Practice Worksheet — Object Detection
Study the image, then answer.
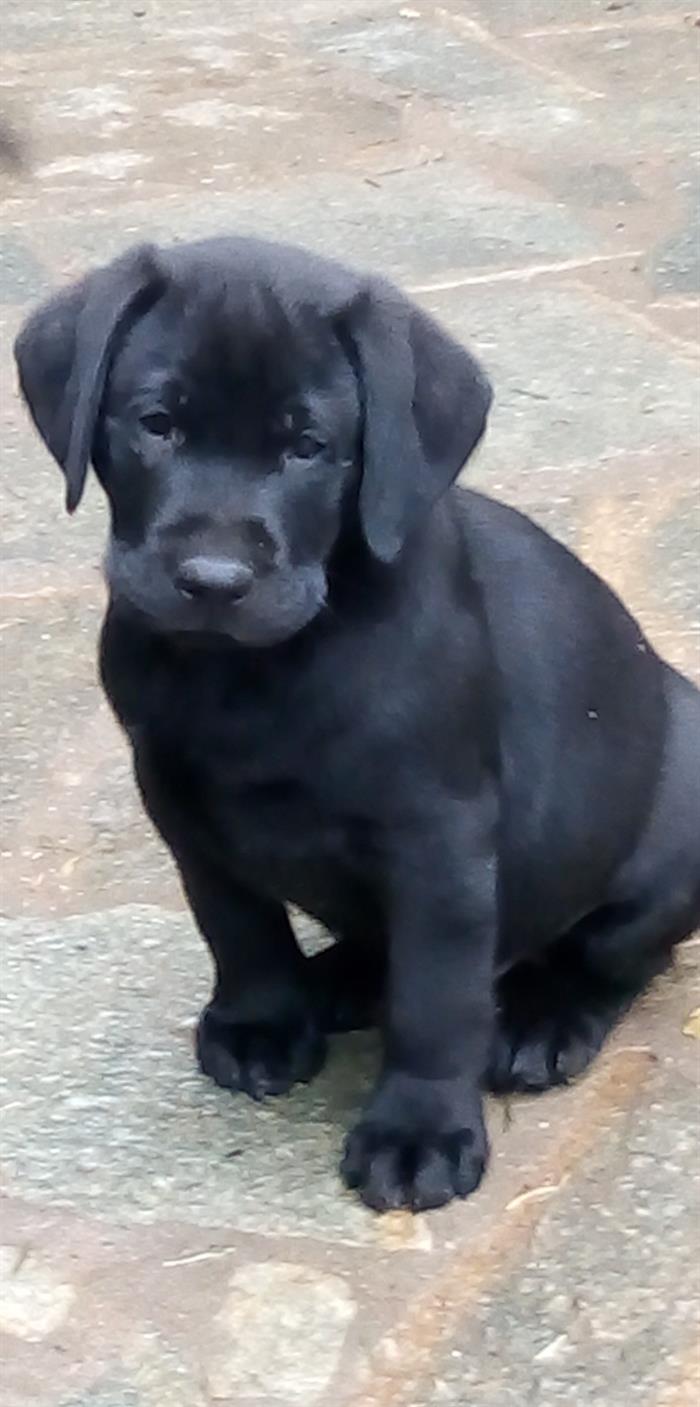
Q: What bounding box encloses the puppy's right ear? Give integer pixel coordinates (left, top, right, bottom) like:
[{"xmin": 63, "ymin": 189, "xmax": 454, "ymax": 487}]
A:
[{"xmin": 14, "ymin": 244, "xmax": 164, "ymax": 512}]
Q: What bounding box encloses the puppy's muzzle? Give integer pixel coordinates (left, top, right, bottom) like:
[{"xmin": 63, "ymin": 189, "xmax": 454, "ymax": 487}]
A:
[{"xmin": 175, "ymin": 556, "xmax": 254, "ymax": 603}]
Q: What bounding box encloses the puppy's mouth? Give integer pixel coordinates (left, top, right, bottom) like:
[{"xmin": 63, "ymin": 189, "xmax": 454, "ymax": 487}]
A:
[
  {"xmin": 106, "ymin": 541, "xmax": 328, "ymax": 648},
  {"xmin": 170, "ymin": 613, "xmax": 277, "ymax": 646},
  {"xmin": 169, "ymin": 628, "xmax": 239, "ymax": 652}
]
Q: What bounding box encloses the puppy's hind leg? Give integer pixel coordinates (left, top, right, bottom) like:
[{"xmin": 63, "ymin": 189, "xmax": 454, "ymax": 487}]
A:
[
  {"xmin": 486, "ymin": 905, "xmax": 675, "ymax": 1095},
  {"xmin": 489, "ymin": 670, "xmax": 700, "ymax": 1095}
]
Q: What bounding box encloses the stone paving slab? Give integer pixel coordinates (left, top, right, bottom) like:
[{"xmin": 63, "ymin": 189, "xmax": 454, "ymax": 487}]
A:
[
  {"xmin": 1, "ymin": 0, "xmax": 699, "ymax": 1403},
  {"xmin": 0, "ymin": 624, "xmax": 179, "ymax": 918},
  {"xmin": 2, "ymin": 0, "xmax": 399, "ymax": 51},
  {"xmin": 1, "ymin": 907, "xmax": 697, "ymax": 1407},
  {"xmin": 424, "ymin": 280, "xmax": 700, "ymax": 467},
  {"xmin": 7, "ymin": 162, "xmax": 617, "ymax": 284},
  {"xmin": 398, "ymin": 994, "xmax": 700, "ymax": 1407},
  {"xmin": 0, "ymin": 902, "xmax": 655, "ymax": 1244},
  {"xmin": 437, "ymin": 0, "xmax": 698, "ymax": 33}
]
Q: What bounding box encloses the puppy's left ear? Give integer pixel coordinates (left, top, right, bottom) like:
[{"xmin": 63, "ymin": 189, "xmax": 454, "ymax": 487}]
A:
[
  {"xmin": 14, "ymin": 244, "xmax": 163, "ymax": 512},
  {"xmin": 345, "ymin": 281, "xmax": 492, "ymax": 563}
]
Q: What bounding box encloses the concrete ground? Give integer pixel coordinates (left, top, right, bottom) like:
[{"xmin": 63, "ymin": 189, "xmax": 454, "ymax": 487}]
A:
[{"xmin": 1, "ymin": 2, "xmax": 699, "ymax": 1403}]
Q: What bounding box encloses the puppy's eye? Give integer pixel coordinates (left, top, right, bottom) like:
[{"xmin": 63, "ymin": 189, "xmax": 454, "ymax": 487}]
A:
[
  {"xmin": 140, "ymin": 411, "xmax": 173, "ymax": 438},
  {"xmin": 294, "ymin": 432, "xmax": 325, "ymax": 460}
]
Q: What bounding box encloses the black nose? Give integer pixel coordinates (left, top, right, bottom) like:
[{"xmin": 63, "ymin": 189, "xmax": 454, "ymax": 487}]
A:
[{"xmin": 175, "ymin": 556, "xmax": 254, "ymax": 603}]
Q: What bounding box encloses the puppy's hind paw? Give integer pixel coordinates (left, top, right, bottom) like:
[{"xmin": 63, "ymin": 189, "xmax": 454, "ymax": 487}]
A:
[
  {"xmin": 487, "ymin": 1021, "xmax": 600, "ymax": 1093},
  {"xmin": 486, "ymin": 953, "xmax": 624, "ymax": 1094}
]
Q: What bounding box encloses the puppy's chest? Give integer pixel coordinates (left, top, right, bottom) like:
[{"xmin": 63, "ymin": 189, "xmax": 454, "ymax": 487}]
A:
[
  {"xmin": 196, "ymin": 757, "xmax": 375, "ymax": 918},
  {"xmin": 149, "ymin": 672, "xmax": 377, "ymax": 901}
]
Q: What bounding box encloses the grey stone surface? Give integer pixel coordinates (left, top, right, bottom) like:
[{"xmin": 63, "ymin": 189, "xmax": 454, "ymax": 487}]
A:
[
  {"xmin": 7, "ymin": 150, "xmax": 617, "ymax": 289},
  {"xmin": 3, "ymin": 0, "xmax": 395, "ymax": 51},
  {"xmin": 0, "ymin": 602, "xmax": 179, "ymax": 918},
  {"xmin": 529, "ymin": 159, "xmax": 645, "ymax": 210},
  {"xmin": 0, "ymin": 235, "xmax": 49, "ymax": 302},
  {"xmin": 0, "ymin": 1245, "xmax": 76, "ymax": 1341},
  {"xmin": 313, "ymin": 14, "xmax": 606, "ymax": 160},
  {"xmin": 413, "ymin": 1062, "xmax": 700, "ymax": 1407},
  {"xmin": 652, "ymin": 486, "xmax": 700, "ymax": 622},
  {"xmin": 0, "ymin": 905, "xmax": 382, "ymax": 1243},
  {"xmin": 206, "ymin": 1262, "xmax": 356, "ymax": 1401},
  {"xmin": 60, "ymin": 1393, "xmax": 139, "ymax": 1407},
  {"xmin": 653, "ymin": 191, "xmax": 700, "ymax": 296},
  {"xmin": 425, "ymin": 281, "xmax": 700, "ymax": 472},
  {"xmin": 442, "ymin": 0, "xmax": 697, "ymax": 33},
  {"xmin": 519, "ymin": 23, "xmax": 700, "ymax": 166}
]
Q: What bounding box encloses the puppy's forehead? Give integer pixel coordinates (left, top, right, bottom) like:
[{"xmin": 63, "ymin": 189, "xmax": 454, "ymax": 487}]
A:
[
  {"xmin": 172, "ymin": 236, "xmax": 357, "ymax": 351},
  {"xmin": 162, "ymin": 235, "xmax": 359, "ymax": 313},
  {"xmin": 117, "ymin": 243, "xmax": 354, "ymax": 399},
  {"xmin": 181, "ymin": 278, "xmax": 333, "ymax": 385}
]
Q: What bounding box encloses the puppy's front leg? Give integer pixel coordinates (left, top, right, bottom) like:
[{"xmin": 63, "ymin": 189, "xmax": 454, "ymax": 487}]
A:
[
  {"xmin": 133, "ymin": 740, "xmax": 325, "ymax": 1099},
  {"xmin": 181, "ymin": 857, "xmax": 326, "ymax": 1101},
  {"xmin": 342, "ymin": 805, "xmax": 496, "ymax": 1211}
]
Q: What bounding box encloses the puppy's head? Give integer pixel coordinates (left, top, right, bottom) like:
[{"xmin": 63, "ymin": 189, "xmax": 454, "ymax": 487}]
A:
[{"xmin": 15, "ymin": 237, "xmax": 491, "ymax": 646}]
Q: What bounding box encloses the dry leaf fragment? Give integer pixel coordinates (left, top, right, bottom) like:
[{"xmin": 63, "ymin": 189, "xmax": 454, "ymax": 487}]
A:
[
  {"xmin": 682, "ymin": 1007, "xmax": 700, "ymax": 1040},
  {"xmin": 506, "ymin": 1183, "xmax": 563, "ymax": 1213}
]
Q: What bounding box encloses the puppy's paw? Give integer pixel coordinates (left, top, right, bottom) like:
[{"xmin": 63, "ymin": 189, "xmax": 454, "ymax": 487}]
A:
[
  {"xmin": 487, "ymin": 1017, "xmax": 603, "ymax": 1094},
  {"xmin": 487, "ymin": 958, "xmax": 617, "ymax": 1095},
  {"xmin": 341, "ymin": 1074, "xmax": 488, "ymax": 1212},
  {"xmin": 341, "ymin": 1124, "xmax": 486, "ymax": 1212},
  {"xmin": 197, "ymin": 1005, "xmax": 326, "ymax": 1101}
]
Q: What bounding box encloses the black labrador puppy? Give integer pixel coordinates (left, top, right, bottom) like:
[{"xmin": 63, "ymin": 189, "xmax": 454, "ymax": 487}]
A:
[{"xmin": 15, "ymin": 238, "xmax": 700, "ymax": 1212}]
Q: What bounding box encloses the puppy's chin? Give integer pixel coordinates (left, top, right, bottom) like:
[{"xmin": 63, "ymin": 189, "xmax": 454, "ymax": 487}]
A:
[
  {"xmin": 107, "ymin": 553, "xmax": 328, "ymax": 649},
  {"xmin": 190, "ymin": 567, "xmax": 329, "ymax": 648},
  {"xmin": 205, "ymin": 604, "xmax": 326, "ymax": 649}
]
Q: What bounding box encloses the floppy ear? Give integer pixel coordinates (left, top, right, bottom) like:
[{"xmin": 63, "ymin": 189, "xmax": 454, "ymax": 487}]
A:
[
  {"xmin": 14, "ymin": 243, "xmax": 163, "ymax": 512},
  {"xmin": 346, "ymin": 280, "xmax": 492, "ymax": 563}
]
